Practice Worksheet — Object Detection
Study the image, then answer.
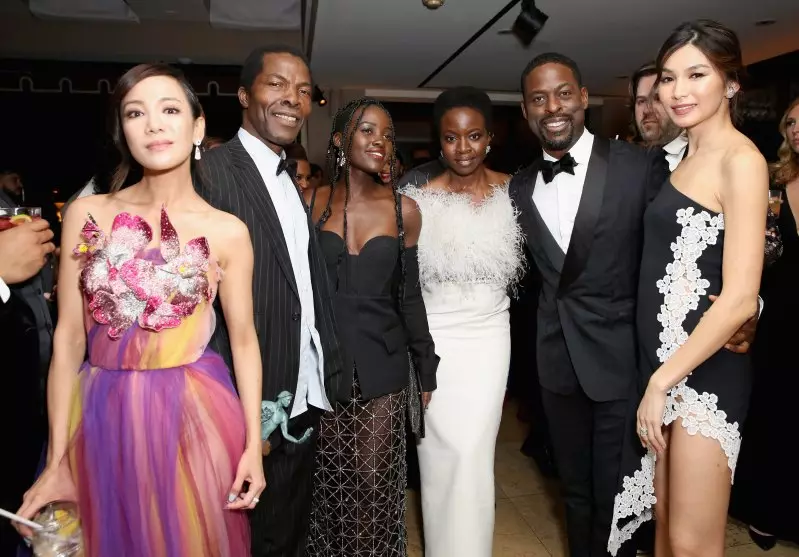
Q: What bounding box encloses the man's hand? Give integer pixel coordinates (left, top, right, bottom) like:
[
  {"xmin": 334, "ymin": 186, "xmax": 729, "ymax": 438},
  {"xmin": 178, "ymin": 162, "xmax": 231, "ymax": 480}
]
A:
[
  {"xmin": 709, "ymin": 294, "xmax": 757, "ymax": 353},
  {"xmin": 0, "ymin": 219, "xmax": 55, "ymax": 285}
]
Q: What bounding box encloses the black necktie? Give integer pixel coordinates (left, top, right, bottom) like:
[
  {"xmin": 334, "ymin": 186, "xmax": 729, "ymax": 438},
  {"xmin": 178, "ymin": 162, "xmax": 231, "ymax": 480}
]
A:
[
  {"xmin": 276, "ymin": 157, "xmax": 289, "ymax": 176},
  {"xmin": 540, "ymin": 153, "xmax": 577, "ymax": 183}
]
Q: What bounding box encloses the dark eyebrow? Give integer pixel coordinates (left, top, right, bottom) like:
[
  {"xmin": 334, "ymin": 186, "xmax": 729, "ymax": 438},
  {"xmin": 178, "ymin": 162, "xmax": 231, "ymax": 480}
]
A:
[
  {"xmin": 122, "ymin": 96, "xmax": 182, "ymax": 109},
  {"xmin": 662, "ymin": 63, "xmax": 711, "ymax": 75},
  {"xmin": 264, "ymin": 73, "xmax": 312, "ymax": 88},
  {"xmin": 528, "ymin": 82, "xmax": 573, "ymax": 95}
]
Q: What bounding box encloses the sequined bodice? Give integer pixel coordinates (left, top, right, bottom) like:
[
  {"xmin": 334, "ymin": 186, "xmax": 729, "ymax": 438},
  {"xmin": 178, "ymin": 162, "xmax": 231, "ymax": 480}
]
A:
[{"xmin": 76, "ymin": 208, "xmax": 219, "ymax": 370}]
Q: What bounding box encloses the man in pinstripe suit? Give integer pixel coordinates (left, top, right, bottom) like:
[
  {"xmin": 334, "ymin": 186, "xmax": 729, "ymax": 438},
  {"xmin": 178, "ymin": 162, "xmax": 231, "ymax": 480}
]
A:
[{"xmin": 196, "ymin": 45, "xmax": 344, "ymax": 557}]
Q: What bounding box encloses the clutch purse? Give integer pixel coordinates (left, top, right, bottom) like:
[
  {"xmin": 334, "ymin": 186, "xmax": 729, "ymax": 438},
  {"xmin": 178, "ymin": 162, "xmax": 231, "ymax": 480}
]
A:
[{"xmin": 406, "ymin": 351, "xmax": 425, "ymax": 440}]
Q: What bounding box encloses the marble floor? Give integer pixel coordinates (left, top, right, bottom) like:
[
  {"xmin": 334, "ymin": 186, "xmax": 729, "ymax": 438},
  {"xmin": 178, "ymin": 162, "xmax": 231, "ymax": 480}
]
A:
[{"xmin": 405, "ymin": 401, "xmax": 799, "ymax": 556}]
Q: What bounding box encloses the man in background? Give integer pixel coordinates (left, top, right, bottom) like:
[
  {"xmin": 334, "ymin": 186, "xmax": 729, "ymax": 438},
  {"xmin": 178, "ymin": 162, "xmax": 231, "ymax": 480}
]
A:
[
  {"xmin": 0, "ymin": 215, "xmax": 56, "ymax": 556},
  {"xmin": 0, "ymin": 170, "xmax": 24, "ymax": 206},
  {"xmin": 629, "ymin": 62, "xmax": 686, "ymax": 170}
]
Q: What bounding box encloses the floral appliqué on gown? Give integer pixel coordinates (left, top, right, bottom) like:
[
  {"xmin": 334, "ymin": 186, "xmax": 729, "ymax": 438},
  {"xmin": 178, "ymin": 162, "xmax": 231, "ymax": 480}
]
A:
[{"xmin": 68, "ymin": 207, "xmax": 250, "ymax": 557}]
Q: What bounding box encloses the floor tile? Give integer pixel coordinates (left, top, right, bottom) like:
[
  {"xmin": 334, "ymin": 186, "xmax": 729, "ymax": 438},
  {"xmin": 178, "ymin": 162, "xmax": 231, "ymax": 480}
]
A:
[
  {"xmin": 492, "ymin": 532, "xmax": 551, "ymax": 557},
  {"xmin": 495, "ymin": 441, "xmax": 549, "ymax": 498},
  {"xmin": 510, "ymin": 492, "xmax": 565, "ymax": 540}
]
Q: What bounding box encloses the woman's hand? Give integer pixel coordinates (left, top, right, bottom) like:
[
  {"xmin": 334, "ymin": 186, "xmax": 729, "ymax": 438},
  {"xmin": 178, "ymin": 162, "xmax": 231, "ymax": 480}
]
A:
[
  {"xmin": 636, "ymin": 379, "xmax": 668, "ymax": 456},
  {"xmin": 226, "ymin": 445, "xmax": 266, "ymax": 511},
  {"xmin": 14, "ymin": 460, "xmax": 78, "ymax": 539},
  {"xmin": 422, "ymin": 391, "xmax": 433, "ymax": 410}
]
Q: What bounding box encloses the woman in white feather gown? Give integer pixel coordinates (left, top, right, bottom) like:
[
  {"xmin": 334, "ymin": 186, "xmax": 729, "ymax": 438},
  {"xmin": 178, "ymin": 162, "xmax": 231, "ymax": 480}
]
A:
[{"xmin": 402, "ymin": 87, "xmax": 524, "ymax": 557}]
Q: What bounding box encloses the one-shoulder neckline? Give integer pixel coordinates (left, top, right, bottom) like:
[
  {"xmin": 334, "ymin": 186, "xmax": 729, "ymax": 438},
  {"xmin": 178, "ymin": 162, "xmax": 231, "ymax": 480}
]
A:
[{"xmin": 668, "ymin": 180, "xmax": 722, "ymax": 216}]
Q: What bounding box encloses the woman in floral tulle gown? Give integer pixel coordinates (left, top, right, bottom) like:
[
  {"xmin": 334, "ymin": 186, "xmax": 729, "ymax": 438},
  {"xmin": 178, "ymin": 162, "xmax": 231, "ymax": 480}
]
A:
[{"xmin": 14, "ymin": 63, "xmax": 265, "ymax": 557}]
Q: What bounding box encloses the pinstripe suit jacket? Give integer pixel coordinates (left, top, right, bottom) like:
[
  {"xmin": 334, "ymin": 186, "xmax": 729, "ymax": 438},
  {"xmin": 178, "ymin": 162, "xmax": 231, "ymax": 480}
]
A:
[{"xmin": 196, "ymin": 136, "xmax": 345, "ymax": 448}]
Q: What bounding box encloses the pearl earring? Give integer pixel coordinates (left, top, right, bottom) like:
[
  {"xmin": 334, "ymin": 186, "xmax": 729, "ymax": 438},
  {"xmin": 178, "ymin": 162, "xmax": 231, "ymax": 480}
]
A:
[{"xmin": 194, "ymin": 140, "xmax": 202, "ymax": 161}]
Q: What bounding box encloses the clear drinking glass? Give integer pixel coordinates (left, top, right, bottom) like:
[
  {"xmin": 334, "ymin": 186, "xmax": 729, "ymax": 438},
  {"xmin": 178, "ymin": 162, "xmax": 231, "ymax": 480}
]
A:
[
  {"xmin": 30, "ymin": 502, "xmax": 83, "ymax": 557},
  {"xmin": 0, "ymin": 206, "xmax": 42, "ymax": 231},
  {"xmin": 768, "ymin": 189, "xmax": 783, "ymax": 217}
]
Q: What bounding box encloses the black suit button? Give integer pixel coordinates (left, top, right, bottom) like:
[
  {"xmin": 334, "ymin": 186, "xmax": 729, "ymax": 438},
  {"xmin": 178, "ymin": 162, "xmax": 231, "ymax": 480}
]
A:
[{"xmin": 292, "ymin": 312, "xmax": 301, "ymax": 321}]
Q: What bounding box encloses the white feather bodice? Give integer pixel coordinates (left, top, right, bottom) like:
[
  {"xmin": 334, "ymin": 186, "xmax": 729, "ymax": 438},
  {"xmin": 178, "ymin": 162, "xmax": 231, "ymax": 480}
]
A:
[{"xmin": 403, "ymin": 184, "xmax": 525, "ymax": 290}]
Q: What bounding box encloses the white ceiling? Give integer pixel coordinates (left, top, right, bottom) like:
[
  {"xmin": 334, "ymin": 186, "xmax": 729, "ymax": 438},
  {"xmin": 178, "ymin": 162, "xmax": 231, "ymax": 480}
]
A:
[
  {"xmin": 0, "ymin": 0, "xmax": 302, "ymax": 64},
  {"xmin": 310, "ymin": 0, "xmax": 799, "ymax": 97}
]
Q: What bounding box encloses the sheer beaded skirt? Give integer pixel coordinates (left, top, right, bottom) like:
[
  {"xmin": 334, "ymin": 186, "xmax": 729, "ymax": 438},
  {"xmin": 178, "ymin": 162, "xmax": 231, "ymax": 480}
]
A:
[{"xmin": 307, "ymin": 372, "xmax": 408, "ymax": 557}]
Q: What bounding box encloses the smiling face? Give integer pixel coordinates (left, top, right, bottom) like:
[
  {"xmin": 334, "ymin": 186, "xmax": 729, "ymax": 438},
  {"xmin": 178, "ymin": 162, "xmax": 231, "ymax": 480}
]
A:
[
  {"xmin": 438, "ymin": 106, "xmax": 491, "ymax": 177},
  {"xmin": 121, "ymin": 75, "xmax": 204, "ymax": 173},
  {"xmin": 336, "ymin": 105, "xmax": 394, "ymax": 176},
  {"xmin": 521, "ymin": 62, "xmax": 589, "ymax": 156},
  {"xmin": 239, "ymin": 52, "xmax": 312, "ymax": 153},
  {"xmin": 658, "ymin": 44, "xmax": 735, "ymax": 130}
]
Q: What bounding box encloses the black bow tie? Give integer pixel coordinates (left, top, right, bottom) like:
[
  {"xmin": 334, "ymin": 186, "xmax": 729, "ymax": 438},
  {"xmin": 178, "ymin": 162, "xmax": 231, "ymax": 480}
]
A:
[
  {"xmin": 276, "ymin": 157, "xmax": 289, "ymax": 176},
  {"xmin": 540, "ymin": 153, "xmax": 577, "ymax": 183}
]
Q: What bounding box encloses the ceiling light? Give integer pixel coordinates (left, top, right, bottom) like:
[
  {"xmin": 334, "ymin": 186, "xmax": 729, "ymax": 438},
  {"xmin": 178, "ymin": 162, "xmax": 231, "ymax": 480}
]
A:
[
  {"xmin": 512, "ymin": 0, "xmax": 548, "ymax": 47},
  {"xmin": 422, "ymin": 0, "xmax": 445, "ymax": 8},
  {"xmin": 313, "ymin": 85, "xmax": 327, "ymax": 106}
]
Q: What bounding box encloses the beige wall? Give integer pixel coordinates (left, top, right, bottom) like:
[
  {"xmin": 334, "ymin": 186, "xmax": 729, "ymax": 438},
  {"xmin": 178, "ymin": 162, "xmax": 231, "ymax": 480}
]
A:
[{"xmin": 0, "ymin": 16, "xmax": 301, "ymax": 64}]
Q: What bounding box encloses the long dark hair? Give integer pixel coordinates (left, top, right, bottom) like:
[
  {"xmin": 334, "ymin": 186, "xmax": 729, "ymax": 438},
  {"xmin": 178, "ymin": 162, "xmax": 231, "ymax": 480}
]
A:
[
  {"xmin": 316, "ymin": 97, "xmax": 407, "ymax": 307},
  {"xmin": 108, "ymin": 63, "xmax": 204, "ymax": 192},
  {"xmin": 655, "ymin": 20, "xmax": 745, "ymax": 124}
]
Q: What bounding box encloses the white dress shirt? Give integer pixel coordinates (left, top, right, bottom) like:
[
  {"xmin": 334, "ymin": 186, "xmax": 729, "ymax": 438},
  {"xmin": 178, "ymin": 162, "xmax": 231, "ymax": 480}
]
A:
[
  {"xmin": 532, "ymin": 129, "xmax": 595, "ymax": 252},
  {"xmin": 663, "ymin": 132, "xmax": 688, "ymax": 172},
  {"xmin": 238, "ymin": 128, "xmax": 332, "ymax": 417},
  {"xmin": 0, "ymin": 277, "xmax": 9, "ymax": 303}
]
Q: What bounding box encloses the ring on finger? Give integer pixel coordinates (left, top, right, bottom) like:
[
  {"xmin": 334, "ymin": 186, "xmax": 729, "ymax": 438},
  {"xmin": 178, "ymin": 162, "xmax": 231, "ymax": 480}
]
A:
[
  {"xmin": 639, "ymin": 426, "xmax": 648, "ymax": 437},
  {"xmin": 252, "ymin": 497, "xmax": 260, "ymax": 504}
]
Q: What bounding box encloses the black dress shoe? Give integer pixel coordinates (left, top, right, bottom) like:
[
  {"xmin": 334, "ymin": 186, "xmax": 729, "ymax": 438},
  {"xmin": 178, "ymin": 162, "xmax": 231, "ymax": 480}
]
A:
[
  {"xmin": 749, "ymin": 527, "xmax": 777, "ymax": 551},
  {"xmin": 520, "ymin": 438, "xmax": 558, "ymax": 479}
]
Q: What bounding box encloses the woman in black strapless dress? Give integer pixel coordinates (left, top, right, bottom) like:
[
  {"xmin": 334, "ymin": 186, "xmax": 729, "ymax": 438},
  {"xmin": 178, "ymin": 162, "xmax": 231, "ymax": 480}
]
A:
[
  {"xmin": 730, "ymin": 98, "xmax": 799, "ymax": 549},
  {"xmin": 305, "ymin": 98, "xmax": 438, "ymax": 557},
  {"xmin": 609, "ymin": 21, "xmax": 768, "ymax": 556}
]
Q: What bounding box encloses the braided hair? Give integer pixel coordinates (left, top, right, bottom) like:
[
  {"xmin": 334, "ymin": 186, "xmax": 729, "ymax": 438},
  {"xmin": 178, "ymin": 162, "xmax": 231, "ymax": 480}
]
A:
[{"xmin": 315, "ymin": 97, "xmax": 408, "ymax": 308}]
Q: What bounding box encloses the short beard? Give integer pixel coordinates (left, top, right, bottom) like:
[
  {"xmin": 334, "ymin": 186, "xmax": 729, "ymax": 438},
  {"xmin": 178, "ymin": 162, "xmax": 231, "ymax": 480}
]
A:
[
  {"xmin": 656, "ymin": 120, "xmax": 683, "ymax": 146},
  {"xmin": 540, "ymin": 129, "xmax": 575, "ymax": 152}
]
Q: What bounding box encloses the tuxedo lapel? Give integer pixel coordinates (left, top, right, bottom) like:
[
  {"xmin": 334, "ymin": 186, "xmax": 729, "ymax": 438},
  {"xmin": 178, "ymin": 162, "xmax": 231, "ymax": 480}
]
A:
[
  {"xmin": 227, "ymin": 137, "xmax": 299, "ymax": 298},
  {"xmin": 558, "ymin": 136, "xmax": 610, "ymax": 295},
  {"xmin": 514, "ymin": 161, "xmax": 566, "ymax": 272}
]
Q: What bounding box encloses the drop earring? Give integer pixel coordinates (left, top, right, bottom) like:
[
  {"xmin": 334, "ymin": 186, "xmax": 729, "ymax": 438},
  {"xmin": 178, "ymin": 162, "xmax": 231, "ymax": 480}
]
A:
[
  {"xmin": 194, "ymin": 140, "xmax": 202, "ymax": 161},
  {"xmin": 338, "ymin": 152, "xmax": 346, "ymax": 167},
  {"xmin": 485, "ymin": 145, "xmax": 492, "ymax": 155}
]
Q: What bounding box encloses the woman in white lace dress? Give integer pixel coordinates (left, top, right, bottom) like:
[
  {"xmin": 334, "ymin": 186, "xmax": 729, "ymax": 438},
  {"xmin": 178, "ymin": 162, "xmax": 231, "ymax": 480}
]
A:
[
  {"xmin": 608, "ymin": 21, "xmax": 766, "ymax": 556},
  {"xmin": 403, "ymin": 87, "xmax": 524, "ymax": 557}
]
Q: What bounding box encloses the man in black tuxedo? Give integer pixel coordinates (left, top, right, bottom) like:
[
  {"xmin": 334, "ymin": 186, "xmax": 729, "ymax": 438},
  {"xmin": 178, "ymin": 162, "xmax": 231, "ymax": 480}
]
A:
[
  {"xmin": 196, "ymin": 45, "xmax": 344, "ymax": 557},
  {"xmin": 509, "ymin": 52, "xmax": 668, "ymax": 557},
  {"xmin": 509, "ymin": 53, "xmax": 760, "ymax": 557}
]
